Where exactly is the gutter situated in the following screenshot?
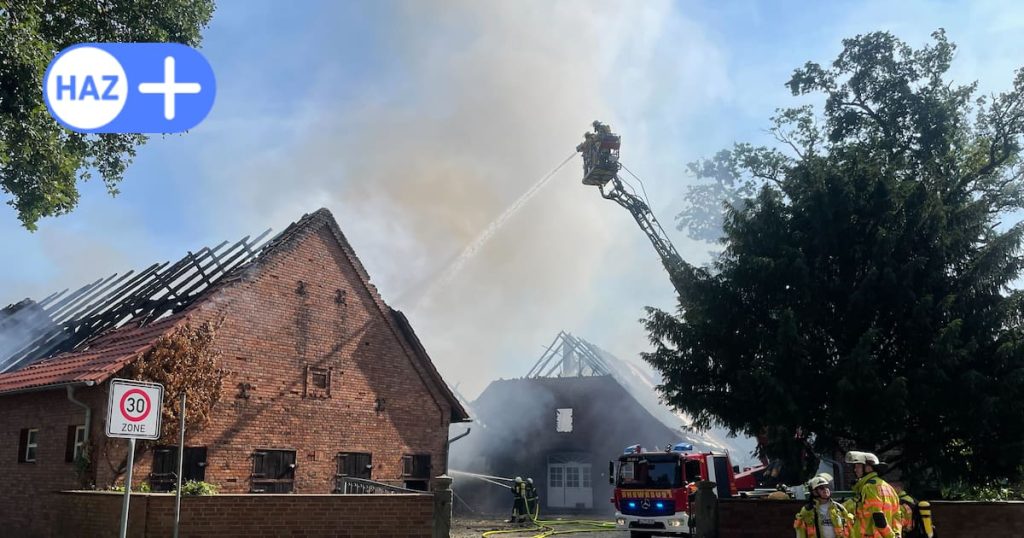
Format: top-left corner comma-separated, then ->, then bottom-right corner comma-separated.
445,427 -> 471,476
66,383 -> 94,447
0,380 -> 96,397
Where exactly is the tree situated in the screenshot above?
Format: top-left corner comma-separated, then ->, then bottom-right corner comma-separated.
646,30 -> 1024,491
103,321 -> 224,485
0,0 -> 215,230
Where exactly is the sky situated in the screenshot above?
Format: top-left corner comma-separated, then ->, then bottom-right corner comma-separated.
3,0 -> 1024,400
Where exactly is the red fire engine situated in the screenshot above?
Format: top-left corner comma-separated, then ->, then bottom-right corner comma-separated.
610,443 -> 760,537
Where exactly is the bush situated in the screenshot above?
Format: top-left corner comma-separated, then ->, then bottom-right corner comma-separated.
108,481 -> 152,493
177,480 -> 219,496
942,480 -> 1024,501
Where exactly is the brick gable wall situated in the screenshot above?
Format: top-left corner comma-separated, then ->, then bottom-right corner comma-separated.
0,220 -> 454,535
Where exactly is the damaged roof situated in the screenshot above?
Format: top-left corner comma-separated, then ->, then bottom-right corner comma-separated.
0,209 -> 471,421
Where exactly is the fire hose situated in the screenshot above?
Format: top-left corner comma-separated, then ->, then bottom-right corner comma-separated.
450,470 -> 617,537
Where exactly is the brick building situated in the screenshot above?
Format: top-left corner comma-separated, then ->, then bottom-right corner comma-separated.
0,208 -> 469,536
450,332 -> 752,515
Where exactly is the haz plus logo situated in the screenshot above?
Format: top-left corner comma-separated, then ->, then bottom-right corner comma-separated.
43,43 -> 216,133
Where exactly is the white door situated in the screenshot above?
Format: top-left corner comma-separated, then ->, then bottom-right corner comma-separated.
547,461 -> 592,509
547,463 -> 566,507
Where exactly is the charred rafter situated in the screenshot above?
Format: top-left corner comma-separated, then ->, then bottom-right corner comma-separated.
0,229 -> 274,373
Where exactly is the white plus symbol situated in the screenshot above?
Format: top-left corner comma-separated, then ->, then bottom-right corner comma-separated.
138,56 -> 202,120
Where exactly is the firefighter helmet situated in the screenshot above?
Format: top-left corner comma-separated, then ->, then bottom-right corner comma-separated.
806,473 -> 833,490
845,451 -> 881,465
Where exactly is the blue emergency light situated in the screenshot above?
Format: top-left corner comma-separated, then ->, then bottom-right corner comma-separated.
656,502 -> 665,509
624,444 -> 643,454
628,501 -> 637,509
672,442 -> 693,452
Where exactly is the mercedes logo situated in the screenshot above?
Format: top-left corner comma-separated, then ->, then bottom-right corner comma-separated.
641,499 -> 651,510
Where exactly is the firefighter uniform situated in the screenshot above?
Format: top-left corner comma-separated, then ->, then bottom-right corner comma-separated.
850,472 -> 902,538
794,500 -> 854,538
896,489 -> 915,535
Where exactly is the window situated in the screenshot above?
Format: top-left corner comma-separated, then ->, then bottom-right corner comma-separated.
337,452 -> 372,479
565,465 -> 580,488
305,366 -> 331,398
581,464 -> 591,488
65,425 -> 86,463
402,454 -> 431,491
251,449 -> 296,493
549,466 -> 563,488
555,408 -> 573,432
18,428 -> 38,463
149,446 -> 208,492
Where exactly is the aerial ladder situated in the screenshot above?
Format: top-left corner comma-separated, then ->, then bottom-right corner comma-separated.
575,121 -> 692,291
576,121 -> 786,484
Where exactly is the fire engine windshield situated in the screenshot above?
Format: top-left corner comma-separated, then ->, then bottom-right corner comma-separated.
617,458 -> 680,488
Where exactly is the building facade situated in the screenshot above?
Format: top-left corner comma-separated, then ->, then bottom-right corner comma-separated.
0,209 -> 469,536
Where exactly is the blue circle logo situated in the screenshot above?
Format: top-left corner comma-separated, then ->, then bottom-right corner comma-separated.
43,43 -> 216,134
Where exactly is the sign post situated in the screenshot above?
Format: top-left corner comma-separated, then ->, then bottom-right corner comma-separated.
107,379 -> 164,538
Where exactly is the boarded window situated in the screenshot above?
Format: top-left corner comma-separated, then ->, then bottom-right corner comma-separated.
402,454 -> 431,491
305,366 -> 331,398
252,449 -> 296,493
337,452 -> 372,479
556,408 -> 573,432
150,446 -> 208,492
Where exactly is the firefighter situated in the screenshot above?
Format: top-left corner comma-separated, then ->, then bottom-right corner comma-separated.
524,477 -> 538,520
845,451 -> 901,538
793,473 -> 854,538
509,476 -> 528,524
891,483 -> 915,535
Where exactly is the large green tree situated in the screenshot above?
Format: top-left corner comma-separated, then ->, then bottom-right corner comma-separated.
646,30 -> 1024,491
0,0 -> 215,230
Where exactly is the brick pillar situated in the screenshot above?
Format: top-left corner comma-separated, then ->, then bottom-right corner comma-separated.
694,481 -> 719,538
432,474 -> 453,538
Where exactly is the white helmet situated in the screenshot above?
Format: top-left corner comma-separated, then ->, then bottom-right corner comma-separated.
527,478 -> 533,484
515,476 -> 523,483
845,451 -> 881,465
806,473 -> 833,490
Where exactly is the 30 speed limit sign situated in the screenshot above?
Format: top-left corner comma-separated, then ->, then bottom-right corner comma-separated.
106,379 -> 164,439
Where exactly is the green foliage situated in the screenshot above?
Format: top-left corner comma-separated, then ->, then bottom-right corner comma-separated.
176,480 -> 219,496
649,30 -> 1024,490
108,481 -> 152,493
941,479 -> 1024,501
0,0 -> 215,229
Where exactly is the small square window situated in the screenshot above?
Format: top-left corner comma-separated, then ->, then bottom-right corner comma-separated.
305,366 -> 331,398
556,408 -> 573,432
549,466 -> 563,488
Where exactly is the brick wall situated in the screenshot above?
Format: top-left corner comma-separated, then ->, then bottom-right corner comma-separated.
0,387 -> 107,537
0,218 -> 459,536
718,498 -> 1024,538
56,491 -> 434,538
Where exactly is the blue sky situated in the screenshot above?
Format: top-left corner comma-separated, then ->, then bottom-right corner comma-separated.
3,0 -> 1024,398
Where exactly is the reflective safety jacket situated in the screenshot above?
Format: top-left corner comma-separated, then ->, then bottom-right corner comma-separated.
794,500 -> 854,538
896,489 -> 916,533
850,472 -> 902,538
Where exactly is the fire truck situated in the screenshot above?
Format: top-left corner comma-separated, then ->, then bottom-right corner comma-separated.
609,443 -> 759,537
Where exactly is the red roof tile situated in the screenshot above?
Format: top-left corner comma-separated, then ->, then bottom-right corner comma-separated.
0,315 -> 183,395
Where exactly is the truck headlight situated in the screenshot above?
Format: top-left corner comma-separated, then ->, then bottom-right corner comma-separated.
668,519 -> 682,527
616,518 -> 626,526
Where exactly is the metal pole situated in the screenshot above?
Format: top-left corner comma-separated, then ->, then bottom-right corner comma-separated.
119,437 -> 136,538
173,391 -> 187,538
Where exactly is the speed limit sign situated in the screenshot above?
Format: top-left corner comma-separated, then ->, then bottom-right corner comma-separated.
106,379 -> 164,439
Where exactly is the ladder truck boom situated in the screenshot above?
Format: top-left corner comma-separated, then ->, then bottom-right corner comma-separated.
576,121 -> 689,289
